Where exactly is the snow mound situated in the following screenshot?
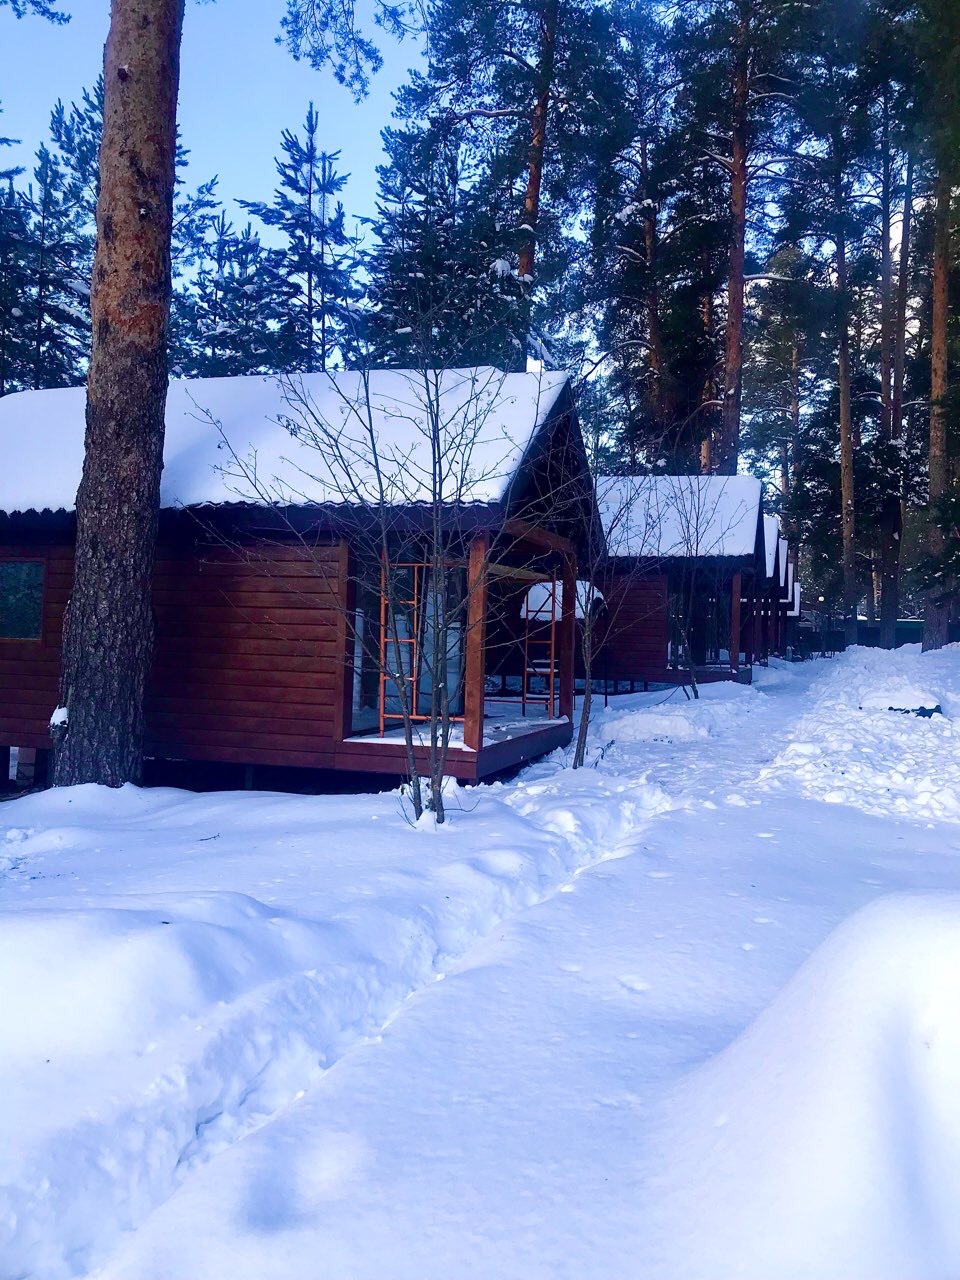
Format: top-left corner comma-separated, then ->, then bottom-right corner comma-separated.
641,894 -> 960,1279
598,682 -> 757,746
759,647 -> 960,821
857,680 -> 942,715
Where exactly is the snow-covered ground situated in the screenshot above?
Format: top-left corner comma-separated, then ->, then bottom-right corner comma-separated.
5,646 -> 960,1279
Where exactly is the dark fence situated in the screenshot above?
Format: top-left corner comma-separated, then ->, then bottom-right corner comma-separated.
798,618 -> 960,655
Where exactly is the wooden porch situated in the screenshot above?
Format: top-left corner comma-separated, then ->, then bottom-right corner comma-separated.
337,524 -> 577,780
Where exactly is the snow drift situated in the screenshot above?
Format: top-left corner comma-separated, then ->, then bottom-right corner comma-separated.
760,645 -> 960,822
640,893 -> 960,1280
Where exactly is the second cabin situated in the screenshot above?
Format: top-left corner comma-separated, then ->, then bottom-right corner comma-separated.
0,367 -> 597,782
595,474 -> 793,687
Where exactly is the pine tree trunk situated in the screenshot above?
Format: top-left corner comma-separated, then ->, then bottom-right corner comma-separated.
33,190 -> 49,390
52,0 -> 185,787
835,165 -> 858,648
879,153 -> 914,649
924,165 -> 952,652
514,0 -> 558,369
717,43 -> 749,476
878,91 -> 893,437
699,244 -> 716,471
783,339 -> 800,505
642,141 -> 669,428
306,128 -> 315,374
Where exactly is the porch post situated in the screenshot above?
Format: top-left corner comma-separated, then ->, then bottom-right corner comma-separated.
334,541 -> 353,743
0,746 -> 10,792
463,533 -> 490,752
760,590 -> 769,660
559,552 -> 576,721
730,571 -> 742,676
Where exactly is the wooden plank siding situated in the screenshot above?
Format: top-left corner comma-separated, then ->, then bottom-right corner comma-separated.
598,573 -> 670,681
147,542 -> 346,767
0,535 -> 575,781
0,540 -> 350,769
0,545 -> 70,747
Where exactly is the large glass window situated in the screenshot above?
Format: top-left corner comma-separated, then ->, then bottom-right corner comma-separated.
349,562 -> 466,736
351,579 -> 382,733
0,561 -> 44,640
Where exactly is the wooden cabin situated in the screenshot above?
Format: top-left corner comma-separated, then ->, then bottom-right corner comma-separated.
0,368 -> 598,783
595,474 -> 766,687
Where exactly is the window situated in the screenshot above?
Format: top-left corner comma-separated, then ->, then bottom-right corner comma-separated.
349,562 -> 466,736
0,561 -> 44,640
351,579 -> 382,734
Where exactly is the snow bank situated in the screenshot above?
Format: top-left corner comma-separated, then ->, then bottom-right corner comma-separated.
640,894 -> 960,1279
759,646 -> 960,822
596,681 -> 757,746
0,765 -> 668,1279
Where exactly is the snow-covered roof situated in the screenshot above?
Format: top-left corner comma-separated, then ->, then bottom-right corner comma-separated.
525,580 -> 602,621
779,537 -> 789,588
597,474 -> 763,560
0,368 -> 571,514
782,550 -> 795,601
763,515 -> 780,579
787,581 -> 801,618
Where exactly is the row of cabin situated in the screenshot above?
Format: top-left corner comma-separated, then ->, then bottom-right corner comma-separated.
0,368 -> 800,784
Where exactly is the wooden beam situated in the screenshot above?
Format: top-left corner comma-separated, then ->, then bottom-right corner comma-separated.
559,551 -> 576,722
502,519 -> 575,556
730,571 -> 742,675
486,563 -> 552,582
333,540 -> 352,743
463,533 -> 490,752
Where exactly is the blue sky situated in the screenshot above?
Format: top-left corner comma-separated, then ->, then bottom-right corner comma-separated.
0,2 -> 417,226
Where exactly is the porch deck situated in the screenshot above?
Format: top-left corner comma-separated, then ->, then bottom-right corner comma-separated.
599,664 -> 753,692
337,700 -> 572,780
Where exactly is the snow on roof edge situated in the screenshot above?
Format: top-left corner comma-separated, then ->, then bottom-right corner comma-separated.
596,473 -> 763,560
0,368 -> 571,516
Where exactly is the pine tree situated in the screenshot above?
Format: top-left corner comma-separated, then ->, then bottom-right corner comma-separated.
774,0 -> 876,642
240,106 -> 356,373
0,180 -> 32,395
174,216 -> 287,377
0,0 -> 67,18
49,76 -> 220,291
393,0 -> 624,368
53,0 -> 185,788
364,123 -> 525,368
916,0 -> 960,649
668,0 -> 808,475
0,101 -> 23,183
20,143 -> 89,388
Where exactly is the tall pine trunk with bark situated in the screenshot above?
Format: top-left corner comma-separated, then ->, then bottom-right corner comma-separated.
923,165 -> 952,651
52,0 -> 185,787
834,157 -> 858,647
716,38 -> 749,476
513,0 -> 558,370
879,154 -> 914,648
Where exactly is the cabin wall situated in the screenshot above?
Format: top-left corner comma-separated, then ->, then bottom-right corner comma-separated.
597,572 -> 669,680
147,541 -> 347,768
0,544 -> 70,749
0,539 -> 349,769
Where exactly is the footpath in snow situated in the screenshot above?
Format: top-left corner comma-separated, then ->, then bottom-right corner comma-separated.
5,646 -> 960,1278
0,718 -> 667,1279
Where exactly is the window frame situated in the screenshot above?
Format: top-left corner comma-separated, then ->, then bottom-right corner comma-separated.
0,555 -> 47,645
